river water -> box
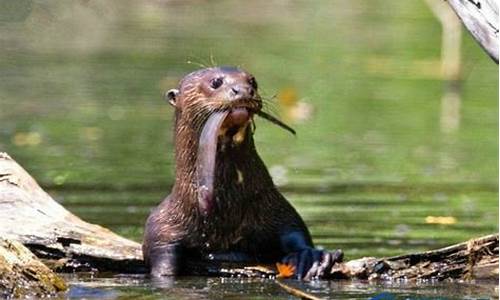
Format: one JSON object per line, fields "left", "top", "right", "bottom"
{"left": 0, "top": 1, "right": 498, "bottom": 299}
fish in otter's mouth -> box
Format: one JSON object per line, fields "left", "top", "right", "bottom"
{"left": 196, "top": 105, "right": 295, "bottom": 215}
{"left": 165, "top": 66, "right": 295, "bottom": 215}
{"left": 194, "top": 96, "right": 294, "bottom": 216}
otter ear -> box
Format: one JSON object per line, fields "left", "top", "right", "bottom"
{"left": 165, "top": 89, "right": 179, "bottom": 107}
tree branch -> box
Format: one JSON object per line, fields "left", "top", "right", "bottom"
{"left": 446, "top": 0, "right": 499, "bottom": 63}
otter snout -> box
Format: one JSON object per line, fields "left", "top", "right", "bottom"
{"left": 226, "top": 83, "right": 260, "bottom": 112}
{"left": 226, "top": 86, "right": 262, "bottom": 114}
{"left": 229, "top": 84, "right": 255, "bottom": 98}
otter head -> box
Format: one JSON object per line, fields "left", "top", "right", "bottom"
{"left": 166, "top": 66, "right": 294, "bottom": 215}
{"left": 167, "top": 67, "right": 262, "bottom": 142}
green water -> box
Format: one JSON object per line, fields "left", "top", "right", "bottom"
{"left": 0, "top": 0, "right": 498, "bottom": 299}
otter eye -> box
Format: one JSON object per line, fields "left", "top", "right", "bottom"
{"left": 210, "top": 77, "right": 223, "bottom": 89}
{"left": 249, "top": 77, "right": 258, "bottom": 90}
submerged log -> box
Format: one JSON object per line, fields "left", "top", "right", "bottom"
{"left": 0, "top": 152, "right": 144, "bottom": 273}
{"left": 0, "top": 238, "right": 67, "bottom": 298}
{"left": 0, "top": 152, "right": 497, "bottom": 282}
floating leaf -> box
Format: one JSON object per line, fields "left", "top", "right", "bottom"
{"left": 425, "top": 216, "right": 457, "bottom": 225}
{"left": 276, "top": 262, "right": 295, "bottom": 278}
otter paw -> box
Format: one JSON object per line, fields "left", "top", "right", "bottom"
{"left": 282, "top": 248, "right": 343, "bottom": 280}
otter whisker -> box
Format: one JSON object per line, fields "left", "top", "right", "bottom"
{"left": 259, "top": 95, "right": 280, "bottom": 115}
{"left": 261, "top": 100, "right": 280, "bottom": 117}
{"left": 256, "top": 111, "right": 296, "bottom": 136}
{"left": 208, "top": 53, "right": 218, "bottom": 68}
{"left": 192, "top": 105, "right": 215, "bottom": 132}
{"left": 262, "top": 93, "right": 278, "bottom": 102}
{"left": 186, "top": 56, "right": 211, "bottom": 69}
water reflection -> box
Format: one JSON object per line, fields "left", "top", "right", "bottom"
{"left": 64, "top": 274, "right": 497, "bottom": 300}
{"left": 0, "top": 0, "right": 497, "bottom": 299}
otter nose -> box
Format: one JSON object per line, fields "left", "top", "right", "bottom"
{"left": 229, "top": 85, "right": 255, "bottom": 98}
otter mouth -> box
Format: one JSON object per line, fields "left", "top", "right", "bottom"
{"left": 195, "top": 104, "right": 295, "bottom": 216}
{"left": 223, "top": 103, "right": 297, "bottom": 137}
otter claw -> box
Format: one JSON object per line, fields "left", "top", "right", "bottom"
{"left": 282, "top": 248, "right": 343, "bottom": 280}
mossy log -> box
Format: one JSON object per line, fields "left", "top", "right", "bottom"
{"left": 0, "top": 238, "right": 67, "bottom": 298}
{"left": 0, "top": 152, "right": 497, "bottom": 283}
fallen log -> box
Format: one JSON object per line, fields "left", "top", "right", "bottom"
{"left": 0, "top": 152, "right": 497, "bottom": 283}
{"left": 329, "top": 233, "right": 498, "bottom": 281}
{"left": 0, "top": 152, "right": 144, "bottom": 273}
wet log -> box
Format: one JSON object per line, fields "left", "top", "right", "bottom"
{"left": 328, "top": 233, "right": 498, "bottom": 281}
{"left": 0, "top": 152, "right": 497, "bottom": 283}
{"left": 0, "top": 238, "right": 67, "bottom": 298}
{"left": 191, "top": 234, "right": 498, "bottom": 281}
{"left": 0, "top": 152, "right": 144, "bottom": 273}
{"left": 446, "top": 0, "right": 499, "bottom": 63}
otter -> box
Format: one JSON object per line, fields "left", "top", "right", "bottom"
{"left": 143, "top": 66, "right": 342, "bottom": 280}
